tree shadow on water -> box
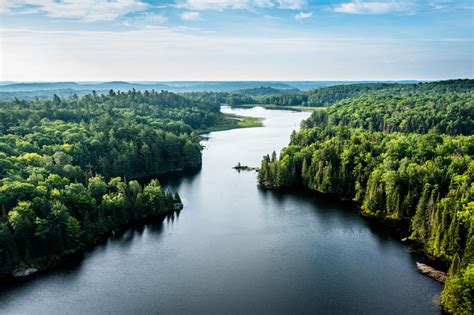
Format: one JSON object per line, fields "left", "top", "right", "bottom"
{"left": 257, "top": 186, "right": 412, "bottom": 250}
{"left": 158, "top": 167, "right": 202, "bottom": 189}
{"left": 0, "top": 211, "right": 173, "bottom": 293}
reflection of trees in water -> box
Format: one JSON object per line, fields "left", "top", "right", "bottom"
{"left": 166, "top": 211, "right": 178, "bottom": 224}
{"left": 257, "top": 186, "right": 403, "bottom": 248}
{"left": 133, "top": 165, "right": 202, "bottom": 189}
{"left": 159, "top": 166, "right": 202, "bottom": 190}
{"left": 0, "top": 210, "right": 180, "bottom": 294}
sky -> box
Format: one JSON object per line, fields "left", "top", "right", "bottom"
{"left": 0, "top": 0, "right": 473, "bottom": 81}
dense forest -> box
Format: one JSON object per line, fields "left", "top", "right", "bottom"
{"left": 258, "top": 83, "right": 474, "bottom": 314}
{"left": 257, "top": 79, "right": 474, "bottom": 107}
{"left": 183, "top": 79, "right": 474, "bottom": 111}
{"left": 184, "top": 91, "right": 255, "bottom": 107}
{"left": 308, "top": 92, "right": 473, "bottom": 135}
{"left": 0, "top": 89, "right": 226, "bottom": 276}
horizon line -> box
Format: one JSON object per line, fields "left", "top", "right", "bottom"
{"left": 1, "top": 78, "right": 473, "bottom": 84}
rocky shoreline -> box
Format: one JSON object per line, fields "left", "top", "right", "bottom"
{"left": 416, "top": 262, "right": 446, "bottom": 283}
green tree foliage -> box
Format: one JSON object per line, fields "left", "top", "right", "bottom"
{"left": 258, "top": 80, "right": 473, "bottom": 313}
{"left": 0, "top": 89, "right": 221, "bottom": 275}
{"left": 305, "top": 92, "right": 473, "bottom": 135}
{"left": 258, "top": 79, "right": 474, "bottom": 108}
{"left": 442, "top": 262, "right": 474, "bottom": 314}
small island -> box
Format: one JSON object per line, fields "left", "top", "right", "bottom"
{"left": 233, "top": 162, "right": 259, "bottom": 172}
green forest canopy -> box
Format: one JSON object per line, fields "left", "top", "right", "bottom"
{"left": 258, "top": 81, "right": 474, "bottom": 314}
{"left": 185, "top": 79, "right": 474, "bottom": 109}
{"left": 0, "top": 89, "right": 227, "bottom": 275}
{"left": 257, "top": 79, "right": 474, "bottom": 107}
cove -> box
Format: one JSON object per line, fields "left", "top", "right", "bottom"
{"left": 0, "top": 106, "right": 442, "bottom": 314}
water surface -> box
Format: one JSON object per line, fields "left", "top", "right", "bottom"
{"left": 0, "top": 106, "right": 442, "bottom": 314}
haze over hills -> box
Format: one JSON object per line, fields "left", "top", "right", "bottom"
{"left": 0, "top": 80, "right": 423, "bottom": 99}
{"left": 0, "top": 80, "right": 423, "bottom": 92}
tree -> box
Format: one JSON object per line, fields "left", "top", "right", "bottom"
{"left": 53, "top": 151, "right": 73, "bottom": 166}
{"left": 88, "top": 176, "right": 107, "bottom": 201}
{"left": 65, "top": 216, "right": 82, "bottom": 250}
{"left": 142, "top": 180, "right": 165, "bottom": 215}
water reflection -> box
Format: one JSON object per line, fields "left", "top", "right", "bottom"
{"left": 159, "top": 166, "right": 202, "bottom": 189}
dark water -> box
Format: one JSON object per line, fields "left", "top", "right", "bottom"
{"left": 0, "top": 106, "right": 442, "bottom": 314}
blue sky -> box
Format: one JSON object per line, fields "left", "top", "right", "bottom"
{"left": 0, "top": 0, "right": 473, "bottom": 81}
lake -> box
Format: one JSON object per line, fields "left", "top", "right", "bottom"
{"left": 0, "top": 106, "right": 442, "bottom": 314}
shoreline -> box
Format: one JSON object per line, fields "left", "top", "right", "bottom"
{"left": 258, "top": 185, "right": 450, "bottom": 274}
{"left": 197, "top": 113, "right": 263, "bottom": 134}
{"left": 0, "top": 206, "right": 182, "bottom": 283}
{"left": 1, "top": 111, "right": 262, "bottom": 284}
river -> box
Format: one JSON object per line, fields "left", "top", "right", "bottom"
{"left": 0, "top": 106, "right": 442, "bottom": 314}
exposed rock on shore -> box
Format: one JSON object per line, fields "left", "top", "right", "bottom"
{"left": 12, "top": 266, "right": 39, "bottom": 278}
{"left": 416, "top": 262, "right": 446, "bottom": 283}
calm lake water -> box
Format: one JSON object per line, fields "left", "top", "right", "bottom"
{"left": 0, "top": 106, "right": 442, "bottom": 314}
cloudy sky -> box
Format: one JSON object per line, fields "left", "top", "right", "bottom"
{"left": 0, "top": 0, "right": 473, "bottom": 81}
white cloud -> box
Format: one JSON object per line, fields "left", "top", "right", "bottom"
{"left": 176, "top": 0, "right": 264, "bottom": 10}
{"left": 124, "top": 13, "right": 167, "bottom": 27}
{"left": 181, "top": 11, "right": 202, "bottom": 21}
{"left": 3, "top": 27, "right": 471, "bottom": 81}
{"left": 277, "top": 0, "right": 306, "bottom": 10}
{"left": 254, "top": 0, "right": 275, "bottom": 8}
{"left": 0, "top": 0, "right": 149, "bottom": 22}
{"left": 295, "top": 11, "right": 312, "bottom": 20}
{"left": 428, "top": 0, "right": 474, "bottom": 11}
{"left": 0, "top": 2, "right": 24, "bottom": 14}
{"left": 176, "top": 0, "right": 304, "bottom": 11}
{"left": 334, "top": 1, "right": 411, "bottom": 14}
{"left": 142, "top": 13, "right": 168, "bottom": 23}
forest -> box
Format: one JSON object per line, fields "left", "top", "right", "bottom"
{"left": 258, "top": 82, "right": 474, "bottom": 314}
{"left": 181, "top": 79, "right": 474, "bottom": 111}
{"left": 0, "top": 89, "right": 227, "bottom": 276}
{"left": 256, "top": 79, "right": 474, "bottom": 107}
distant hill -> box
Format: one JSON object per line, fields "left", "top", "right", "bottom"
{"left": 0, "top": 80, "right": 422, "bottom": 92}
{"left": 160, "top": 81, "right": 298, "bottom": 92}
{"left": 0, "top": 89, "right": 107, "bottom": 100}
{"left": 235, "top": 86, "right": 299, "bottom": 96}
{"left": 0, "top": 81, "right": 169, "bottom": 92}
{"left": 0, "top": 82, "right": 83, "bottom": 91}
{"left": 0, "top": 80, "right": 426, "bottom": 100}
{"left": 0, "top": 81, "right": 294, "bottom": 93}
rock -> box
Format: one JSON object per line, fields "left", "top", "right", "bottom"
{"left": 416, "top": 262, "right": 446, "bottom": 283}
{"left": 12, "top": 267, "right": 38, "bottom": 278}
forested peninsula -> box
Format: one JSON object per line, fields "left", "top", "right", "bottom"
{"left": 0, "top": 90, "right": 238, "bottom": 278}
{"left": 258, "top": 80, "right": 474, "bottom": 314}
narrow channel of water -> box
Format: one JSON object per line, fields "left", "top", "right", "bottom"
{"left": 0, "top": 106, "right": 442, "bottom": 314}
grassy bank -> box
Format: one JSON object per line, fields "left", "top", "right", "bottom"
{"left": 197, "top": 113, "right": 263, "bottom": 134}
